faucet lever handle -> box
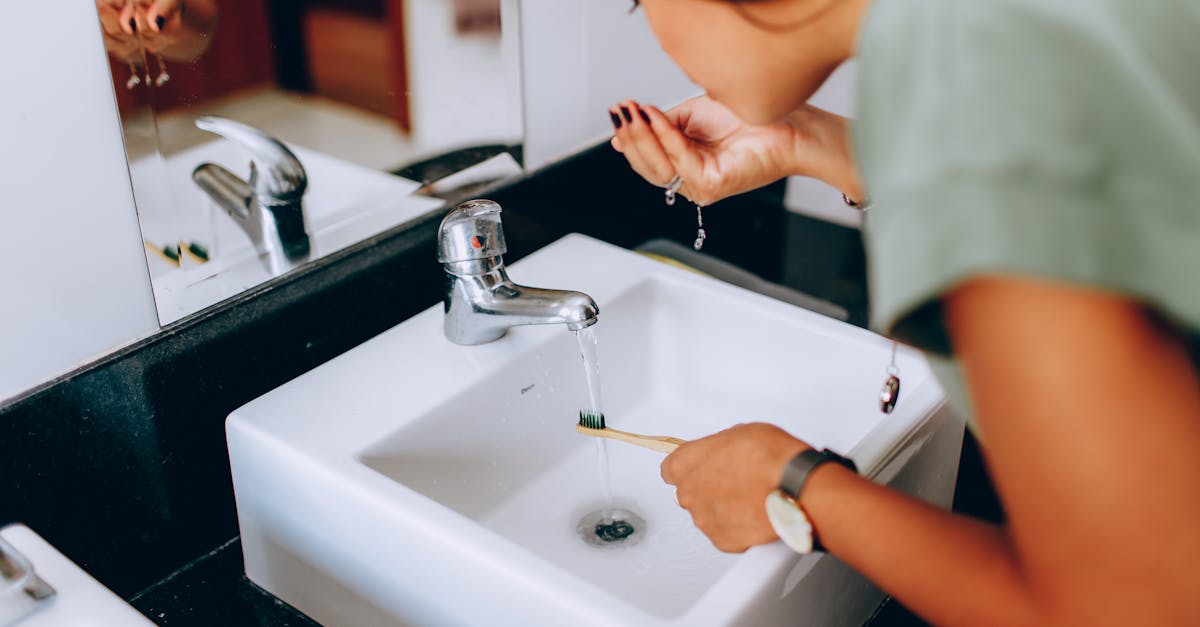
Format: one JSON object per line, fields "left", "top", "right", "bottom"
{"left": 194, "top": 116, "right": 307, "bottom": 205}
{"left": 437, "top": 199, "right": 508, "bottom": 263}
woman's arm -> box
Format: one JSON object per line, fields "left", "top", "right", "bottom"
{"left": 663, "top": 275, "right": 1200, "bottom": 625}
{"left": 801, "top": 277, "right": 1200, "bottom": 625}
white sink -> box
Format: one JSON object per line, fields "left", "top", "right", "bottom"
{"left": 228, "top": 234, "right": 961, "bottom": 626}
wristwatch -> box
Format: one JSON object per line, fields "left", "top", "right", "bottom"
{"left": 764, "top": 448, "right": 858, "bottom": 554}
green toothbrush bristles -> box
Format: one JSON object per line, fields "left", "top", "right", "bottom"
{"left": 578, "top": 410, "right": 606, "bottom": 430}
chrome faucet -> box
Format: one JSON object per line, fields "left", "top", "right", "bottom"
{"left": 438, "top": 200, "right": 599, "bottom": 345}
{"left": 191, "top": 116, "right": 310, "bottom": 275}
{"left": 0, "top": 534, "right": 55, "bottom": 624}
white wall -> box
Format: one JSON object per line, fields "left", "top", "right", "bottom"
{"left": 0, "top": 4, "right": 158, "bottom": 403}
{"left": 404, "top": 0, "right": 525, "bottom": 155}
{"left": 519, "top": 0, "right": 701, "bottom": 170}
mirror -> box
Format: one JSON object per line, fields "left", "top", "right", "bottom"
{"left": 95, "top": 0, "right": 525, "bottom": 324}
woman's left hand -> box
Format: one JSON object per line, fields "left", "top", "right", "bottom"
{"left": 661, "top": 423, "right": 810, "bottom": 552}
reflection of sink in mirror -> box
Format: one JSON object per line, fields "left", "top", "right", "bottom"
{"left": 95, "top": 0, "right": 525, "bottom": 324}
{"left": 133, "top": 139, "right": 443, "bottom": 323}
{"left": 228, "top": 234, "right": 963, "bottom": 626}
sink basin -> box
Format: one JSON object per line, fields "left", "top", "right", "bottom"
{"left": 228, "top": 234, "right": 961, "bottom": 626}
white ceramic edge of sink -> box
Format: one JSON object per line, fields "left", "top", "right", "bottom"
{"left": 227, "top": 233, "right": 946, "bottom": 626}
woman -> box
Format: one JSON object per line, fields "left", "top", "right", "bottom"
{"left": 613, "top": 0, "right": 1200, "bottom": 624}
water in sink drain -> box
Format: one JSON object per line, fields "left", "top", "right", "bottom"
{"left": 576, "top": 507, "right": 646, "bottom": 548}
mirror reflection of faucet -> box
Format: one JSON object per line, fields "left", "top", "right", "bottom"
{"left": 438, "top": 199, "right": 599, "bottom": 345}
{"left": 191, "top": 116, "right": 311, "bottom": 276}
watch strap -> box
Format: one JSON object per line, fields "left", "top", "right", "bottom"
{"left": 779, "top": 448, "right": 858, "bottom": 502}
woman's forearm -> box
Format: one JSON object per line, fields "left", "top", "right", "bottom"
{"left": 784, "top": 106, "right": 865, "bottom": 202}
{"left": 802, "top": 464, "right": 1038, "bottom": 626}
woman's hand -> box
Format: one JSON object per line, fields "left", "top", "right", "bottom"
{"left": 97, "top": 1, "right": 141, "bottom": 64}
{"left": 661, "top": 423, "right": 809, "bottom": 552}
{"left": 98, "top": 0, "right": 218, "bottom": 63}
{"left": 610, "top": 96, "right": 862, "bottom": 205}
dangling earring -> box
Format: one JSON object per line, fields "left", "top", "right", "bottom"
{"left": 126, "top": 62, "right": 142, "bottom": 90}
{"left": 879, "top": 341, "right": 901, "bottom": 414}
{"left": 154, "top": 54, "right": 170, "bottom": 86}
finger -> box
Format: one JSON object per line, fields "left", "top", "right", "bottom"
{"left": 660, "top": 453, "right": 678, "bottom": 486}
{"left": 622, "top": 101, "right": 678, "bottom": 186}
{"left": 641, "top": 105, "right": 708, "bottom": 193}
{"left": 608, "top": 111, "right": 624, "bottom": 153}
{"left": 97, "top": 5, "right": 126, "bottom": 35}
{"left": 612, "top": 105, "right": 663, "bottom": 186}
{"left": 119, "top": 1, "right": 138, "bottom": 35}
{"left": 147, "top": 0, "right": 181, "bottom": 32}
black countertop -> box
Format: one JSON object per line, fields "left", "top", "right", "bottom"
{"left": 0, "top": 143, "right": 997, "bottom": 626}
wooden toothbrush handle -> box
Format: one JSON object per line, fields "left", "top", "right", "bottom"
{"left": 600, "top": 427, "right": 687, "bottom": 454}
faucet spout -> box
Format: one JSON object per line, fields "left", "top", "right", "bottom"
{"left": 191, "top": 116, "right": 310, "bottom": 276}
{"left": 438, "top": 200, "right": 600, "bottom": 345}
{"left": 443, "top": 266, "right": 598, "bottom": 345}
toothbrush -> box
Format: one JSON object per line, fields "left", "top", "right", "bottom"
{"left": 576, "top": 410, "right": 687, "bottom": 454}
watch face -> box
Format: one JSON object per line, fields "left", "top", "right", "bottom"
{"left": 764, "top": 491, "right": 814, "bottom": 555}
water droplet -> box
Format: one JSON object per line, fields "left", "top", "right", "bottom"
{"left": 500, "top": 416, "right": 509, "bottom": 424}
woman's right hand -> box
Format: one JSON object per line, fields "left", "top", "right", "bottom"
{"left": 610, "top": 96, "right": 862, "bottom": 206}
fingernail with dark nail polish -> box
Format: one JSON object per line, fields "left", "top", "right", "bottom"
{"left": 129, "top": 18, "right": 138, "bottom": 32}
{"left": 621, "top": 106, "right": 633, "bottom": 123}
{"left": 610, "top": 111, "right": 623, "bottom": 129}
{"left": 156, "top": 16, "right": 166, "bottom": 30}
{"left": 638, "top": 108, "right": 651, "bottom": 124}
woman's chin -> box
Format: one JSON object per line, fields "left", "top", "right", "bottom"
{"left": 709, "top": 91, "right": 796, "bottom": 126}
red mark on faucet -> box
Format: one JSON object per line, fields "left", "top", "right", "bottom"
{"left": 471, "top": 236, "right": 483, "bottom": 249}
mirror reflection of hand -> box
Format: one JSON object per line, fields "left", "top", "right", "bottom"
{"left": 99, "top": 0, "right": 219, "bottom": 64}
{"left": 144, "top": 0, "right": 184, "bottom": 34}
{"left": 97, "top": 0, "right": 141, "bottom": 64}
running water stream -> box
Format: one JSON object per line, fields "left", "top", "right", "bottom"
{"left": 574, "top": 326, "right": 643, "bottom": 547}
{"left": 575, "top": 326, "right": 613, "bottom": 505}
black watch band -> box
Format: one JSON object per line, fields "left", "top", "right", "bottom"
{"left": 779, "top": 448, "right": 858, "bottom": 502}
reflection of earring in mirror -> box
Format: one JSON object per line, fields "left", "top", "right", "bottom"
{"left": 154, "top": 55, "right": 170, "bottom": 87}
{"left": 879, "top": 341, "right": 901, "bottom": 414}
{"left": 126, "top": 63, "right": 142, "bottom": 90}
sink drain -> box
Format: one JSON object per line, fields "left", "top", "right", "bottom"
{"left": 577, "top": 508, "right": 646, "bottom": 548}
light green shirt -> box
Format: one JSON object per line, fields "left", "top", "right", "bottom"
{"left": 853, "top": 0, "right": 1200, "bottom": 423}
